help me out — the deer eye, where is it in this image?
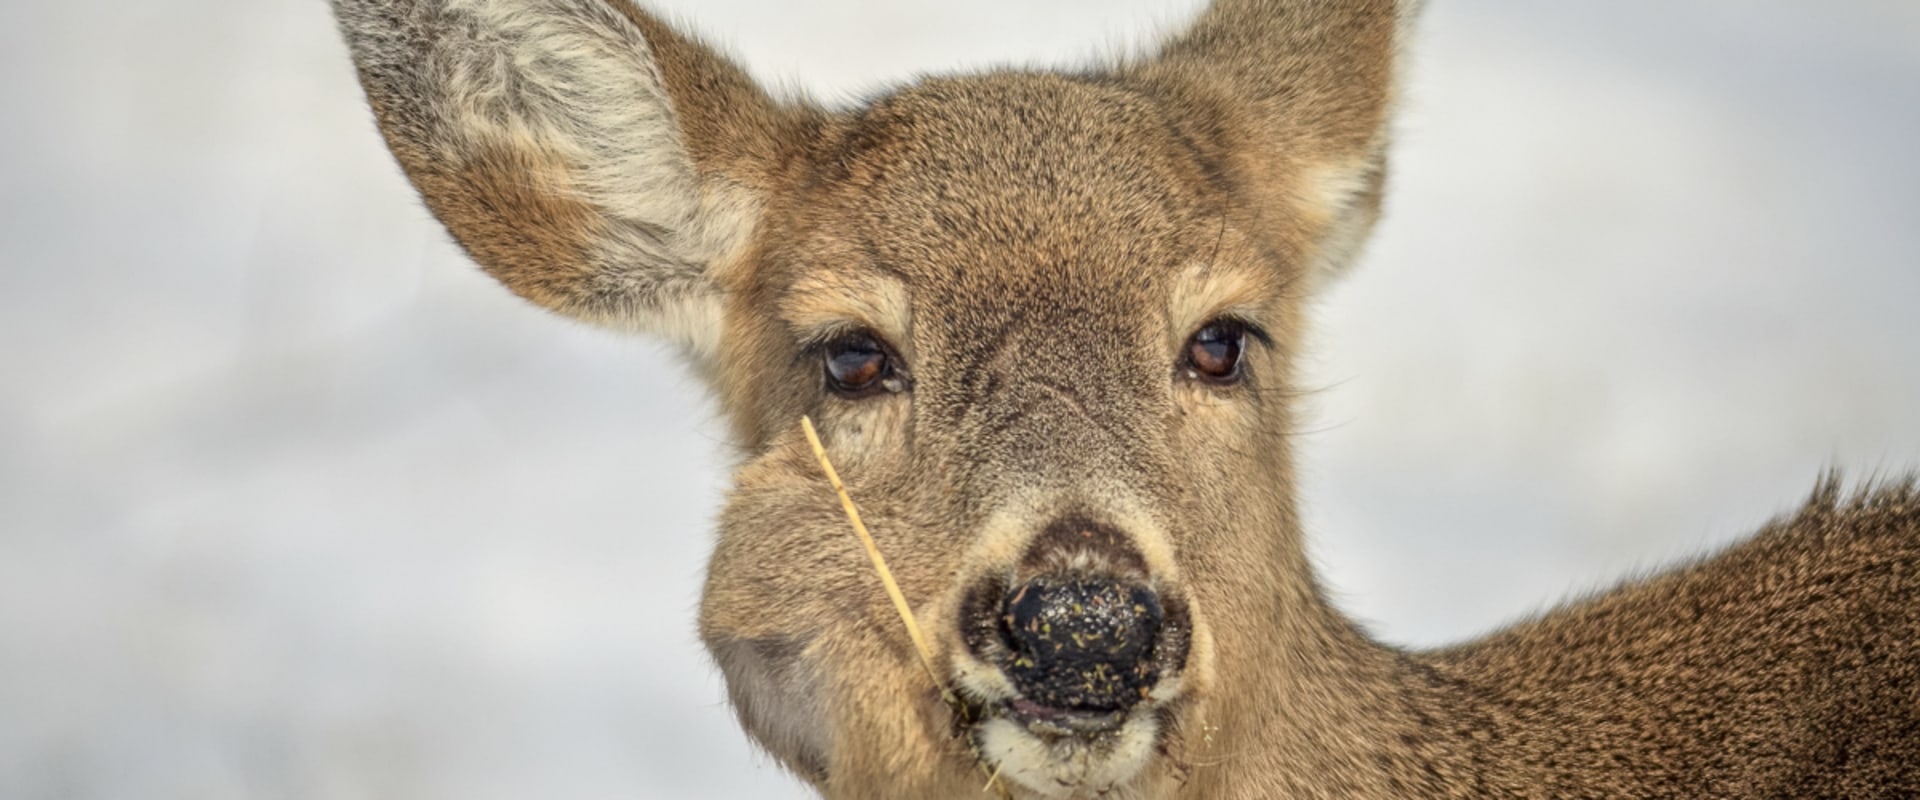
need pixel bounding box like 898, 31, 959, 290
823, 331, 898, 397
1184, 319, 1249, 385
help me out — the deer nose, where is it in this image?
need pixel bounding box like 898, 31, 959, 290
999, 577, 1164, 712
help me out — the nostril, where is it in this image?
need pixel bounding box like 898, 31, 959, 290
999, 578, 1164, 712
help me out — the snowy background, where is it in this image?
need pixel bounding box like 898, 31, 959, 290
2, 1, 1916, 797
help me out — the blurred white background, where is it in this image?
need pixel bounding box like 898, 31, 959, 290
2, 1, 1916, 797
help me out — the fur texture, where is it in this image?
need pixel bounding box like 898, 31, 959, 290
333, 1, 1920, 797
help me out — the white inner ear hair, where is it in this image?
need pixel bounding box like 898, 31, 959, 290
1294, 151, 1384, 290
433, 0, 758, 355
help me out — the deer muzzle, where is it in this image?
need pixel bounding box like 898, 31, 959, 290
1002, 576, 1164, 715
960, 518, 1192, 736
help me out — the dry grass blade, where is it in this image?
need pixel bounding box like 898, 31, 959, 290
799, 416, 1011, 798
800, 416, 945, 693
984, 760, 1007, 794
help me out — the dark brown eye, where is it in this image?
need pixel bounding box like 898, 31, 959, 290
824, 332, 896, 397
1184, 320, 1248, 385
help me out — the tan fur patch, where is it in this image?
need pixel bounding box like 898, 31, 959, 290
1168, 258, 1275, 346
780, 269, 914, 355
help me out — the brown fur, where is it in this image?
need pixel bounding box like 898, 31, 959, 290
332, 1, 1920, 797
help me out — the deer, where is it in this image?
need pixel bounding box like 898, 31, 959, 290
329, 0, 1920, 797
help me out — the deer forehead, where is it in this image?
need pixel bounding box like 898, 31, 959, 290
760, 75, 1290, 359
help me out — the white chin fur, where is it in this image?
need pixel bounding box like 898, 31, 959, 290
975, 711, 1160, 799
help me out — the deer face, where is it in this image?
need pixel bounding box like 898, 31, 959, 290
702, 75, 1313, 794
333, 0, 1404, 795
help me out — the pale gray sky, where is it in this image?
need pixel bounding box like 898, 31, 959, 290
2, 1, 1916, 797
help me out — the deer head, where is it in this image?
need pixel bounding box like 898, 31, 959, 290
333, 0, 1418, 795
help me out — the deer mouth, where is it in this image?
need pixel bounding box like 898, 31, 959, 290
949, 520, 1194, 792
1002, 697, 1131, 736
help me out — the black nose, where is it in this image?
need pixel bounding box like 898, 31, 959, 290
999, 577, 1164, 712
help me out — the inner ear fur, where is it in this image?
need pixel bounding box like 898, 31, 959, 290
332, 0, 815, 355
1126, 0, 1421, 287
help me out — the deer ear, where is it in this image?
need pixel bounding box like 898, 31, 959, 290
333, 0, 800, 357
1132, 0, 1424, 288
